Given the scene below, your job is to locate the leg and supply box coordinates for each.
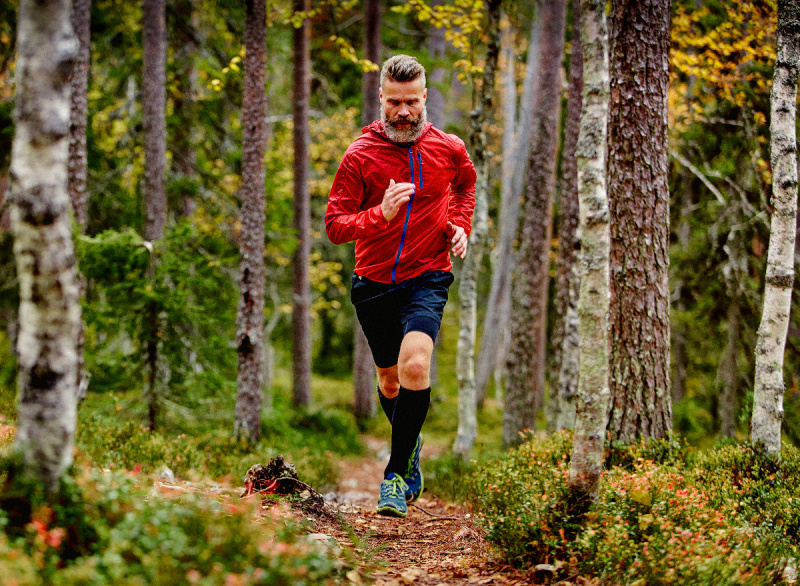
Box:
[377,365,400,398]
[397,331,434,390]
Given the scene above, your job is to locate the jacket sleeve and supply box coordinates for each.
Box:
[325,151,390,244]
[446,136,477,237]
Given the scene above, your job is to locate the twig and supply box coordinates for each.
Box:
[409,503,463,520]
[670,150,727,204]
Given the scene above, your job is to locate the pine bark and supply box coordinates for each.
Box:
[551,0,583,431]
[11,0,81,492]
[503,0,566,445]
[68,0,90,229]
[568,0,611,503]
[353,0,381,421]
[170,0,197,218]
[751,0,800,455]
[292,0,312,408]
[68,0,91,403]
[606,0,672,442]
[234,0,267,442]
[475,13,540,405]
[453,0,501,457]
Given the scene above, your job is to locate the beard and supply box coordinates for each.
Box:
[381,105,427,144]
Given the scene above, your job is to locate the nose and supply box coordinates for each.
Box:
[398,104,410,117]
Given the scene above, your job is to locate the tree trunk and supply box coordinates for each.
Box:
[567,0,611,503]
[234,0,267,442]
[68,0,91,403]
[606,0,671,442]
[453,0,501,458]
[671,180,693,403]
[427,0,446,129]
[292,0,312,408]
[353,0,381,422]
[503,0,566,446]
[719,296,740,438]
[751,0,800,455]
[143,0,167,430]
[170,0,197,218]
[11,0,81,493]
[475,13,540,406]
[551,0,583,431]
[68,0,90,229]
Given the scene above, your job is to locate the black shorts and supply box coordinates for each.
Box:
[351,270,454,369]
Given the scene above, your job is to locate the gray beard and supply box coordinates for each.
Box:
[381,106,428,143]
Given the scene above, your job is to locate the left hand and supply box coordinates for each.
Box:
[447,221,468,259]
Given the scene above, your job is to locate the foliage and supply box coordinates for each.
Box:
[0,459,353,585]
[468,434,800,584]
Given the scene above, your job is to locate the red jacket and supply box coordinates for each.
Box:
[325,121,476,284]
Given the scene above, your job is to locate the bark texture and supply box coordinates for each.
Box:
[143,0,167,242]
[453,0,501,457]
[234,0,267,442]
[475,13,540,405]
[751,0,800,455]
[568,0,611,503]
[606,0,672,442]
[353,0,381,421]
[503,0,566,445]
[551,0,584,431]
[292,0,312,408]
[68,0,90,229]
[11,0,81,492]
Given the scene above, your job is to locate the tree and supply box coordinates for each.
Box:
[68,0,91,403]
[143,0,167,430]
[503,0,566,445]
[353,0,381,422]
[568,0,611,503]
[453,0,501,458]
[10,0,81,492]
[234,0,267,442]
[426,0,446,130]
[551,0,583,431]
[292,0,311,408]
[475,10,540,406]
[751,0,800,455]
[606,0,671,442]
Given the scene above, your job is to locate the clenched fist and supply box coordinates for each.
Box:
[381,179,415,222]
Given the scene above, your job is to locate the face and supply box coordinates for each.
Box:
[380,78,427,143]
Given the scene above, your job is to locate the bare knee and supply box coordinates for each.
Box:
[378,371,400,399]
[399,353,430,390]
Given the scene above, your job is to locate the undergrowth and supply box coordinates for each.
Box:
[466,432,800,585]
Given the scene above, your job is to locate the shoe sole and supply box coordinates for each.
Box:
[376,504,407,518]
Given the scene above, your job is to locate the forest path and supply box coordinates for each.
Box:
[307,435,535,585]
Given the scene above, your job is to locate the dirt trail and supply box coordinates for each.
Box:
[306,436,537,585]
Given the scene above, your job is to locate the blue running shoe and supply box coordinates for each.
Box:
[377,473,408,517]
[404,434,423,502]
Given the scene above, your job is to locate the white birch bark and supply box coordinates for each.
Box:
[751,0,800,455]
[454,0,501,457]
[11,0,81,492]
[568,0,611,502]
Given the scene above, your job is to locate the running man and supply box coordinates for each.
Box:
[325,55,476,517]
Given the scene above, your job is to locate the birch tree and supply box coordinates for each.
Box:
[503,0,566,445]
[568,0,611,503]
[143,0,167,430]
[551,0,583,431]
[292,0,312,408]
[475,12,540,405]
[606,0,671,441]
[234,0,267,442]
[11,0,82,492]
[453,0,501,457]
[353,0,381,422]
[751,0,800,455]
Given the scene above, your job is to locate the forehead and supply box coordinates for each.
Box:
[381,78,425,100]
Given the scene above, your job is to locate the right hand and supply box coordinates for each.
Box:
[381,179,415,222]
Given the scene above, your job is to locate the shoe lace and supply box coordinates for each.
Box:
[382,476,407,498]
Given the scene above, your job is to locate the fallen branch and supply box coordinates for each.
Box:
[410,503,463,520]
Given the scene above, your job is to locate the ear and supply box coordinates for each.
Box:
[379,87,383,101]
[422,88,427,101]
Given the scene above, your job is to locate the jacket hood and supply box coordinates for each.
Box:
[362,120,434,146]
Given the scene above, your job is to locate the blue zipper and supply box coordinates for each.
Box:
[417,151,423,189]
[391,148,418,283]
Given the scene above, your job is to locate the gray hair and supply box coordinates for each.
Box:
[380,55,426,88]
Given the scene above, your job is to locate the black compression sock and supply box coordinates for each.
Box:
[377,386,398,424]
[384,387,431,478]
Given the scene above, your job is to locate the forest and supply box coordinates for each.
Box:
[0,0,799,584]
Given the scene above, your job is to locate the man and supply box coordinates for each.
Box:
[325,55,476,518]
